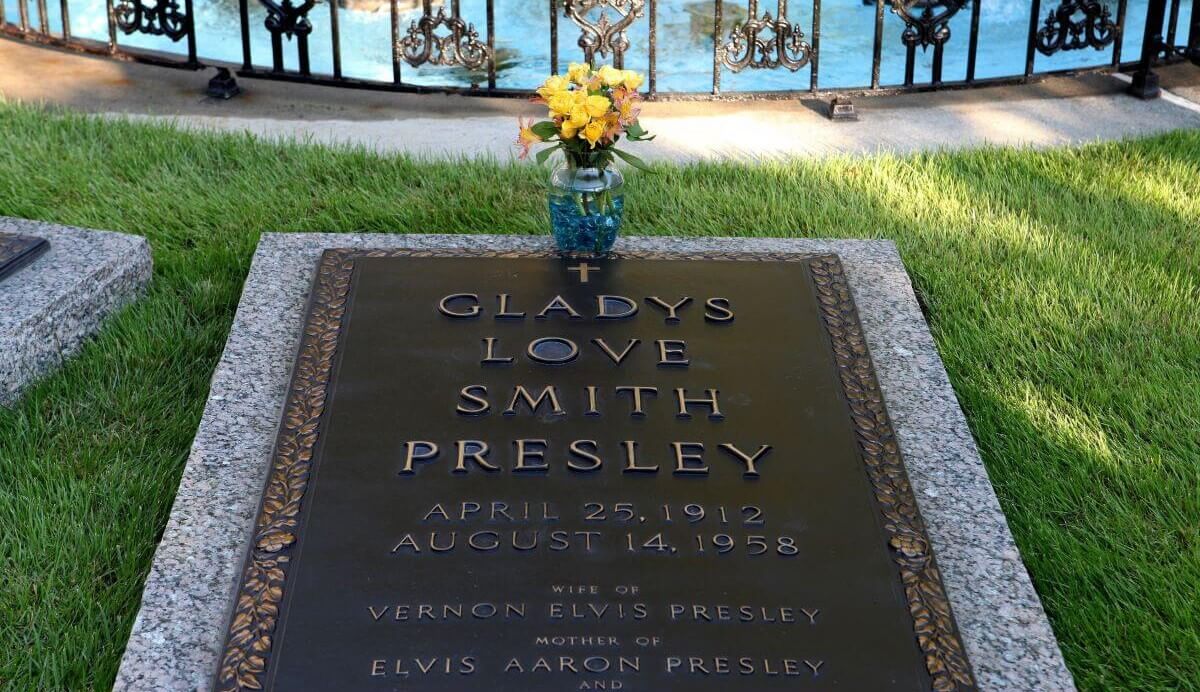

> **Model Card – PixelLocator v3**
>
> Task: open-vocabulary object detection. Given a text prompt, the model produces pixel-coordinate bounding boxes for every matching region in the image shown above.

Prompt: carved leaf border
[215,247,976,691]
[808,255,976,691]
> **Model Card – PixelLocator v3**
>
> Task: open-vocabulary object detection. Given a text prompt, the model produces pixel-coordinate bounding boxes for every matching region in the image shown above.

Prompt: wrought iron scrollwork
[890,0,966,50]
[1035,0,1118,55]
[259,0,317,74]
[888,0,966,85]
[719,0,811,72]
[113,0,190,41]
[563,0,646,68]
[262,0,315,41]
[398,3,490,69]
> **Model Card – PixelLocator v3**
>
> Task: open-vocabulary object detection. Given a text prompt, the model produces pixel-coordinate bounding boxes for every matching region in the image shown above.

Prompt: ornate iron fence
[1,0,1197,101]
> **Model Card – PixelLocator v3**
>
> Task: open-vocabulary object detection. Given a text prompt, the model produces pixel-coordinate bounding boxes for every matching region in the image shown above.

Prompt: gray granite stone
[0,217,152,406]
[115,233,1075,691]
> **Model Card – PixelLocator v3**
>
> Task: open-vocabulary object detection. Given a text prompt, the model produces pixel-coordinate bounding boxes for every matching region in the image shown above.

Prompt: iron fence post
[1166,0,1181,49]
[966,0,981,82]
[390,0,402,83]
[648,0,657,96]
[711,0,722,95]
[239,0,251,70]
[330,0,342,79]
[870,0,883,88]
[1025,0,1042,79]
[185,0,197,65]
[1188,0,1200,62]
[1128,0,1168,98]
[811,0,821,92]
[550,0,558,75]
[1113,0,1129,65]
[486,0,495,91]
[105,0,117,53]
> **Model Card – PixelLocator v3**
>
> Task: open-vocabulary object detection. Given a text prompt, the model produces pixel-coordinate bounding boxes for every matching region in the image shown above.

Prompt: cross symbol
[568,261,599,284]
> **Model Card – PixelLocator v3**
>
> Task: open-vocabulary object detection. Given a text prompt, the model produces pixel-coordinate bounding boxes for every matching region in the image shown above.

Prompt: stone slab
[114,233,1076,692]
[0,217,152,406]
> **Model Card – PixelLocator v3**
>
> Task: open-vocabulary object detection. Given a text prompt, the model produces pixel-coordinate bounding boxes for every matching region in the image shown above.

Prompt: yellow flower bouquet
[516,63,655,253]
[518,63,655,169]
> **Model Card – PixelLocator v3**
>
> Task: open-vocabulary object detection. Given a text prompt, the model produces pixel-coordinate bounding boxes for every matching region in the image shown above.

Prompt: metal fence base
[206,68,242,100]
[827,96,858,121]
[1127,70,1162,99]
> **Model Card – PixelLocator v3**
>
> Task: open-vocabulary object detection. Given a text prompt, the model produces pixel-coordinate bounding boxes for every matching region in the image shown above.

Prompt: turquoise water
[2,0,1186,91]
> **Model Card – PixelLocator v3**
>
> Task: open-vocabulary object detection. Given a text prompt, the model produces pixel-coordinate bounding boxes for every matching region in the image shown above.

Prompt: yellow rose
[583,95,611,118]
[567,105,591,128]
[547,91,575,117]
[560,119,581,140]
[567,62,592,86]
[597,64,625,86]
[583,119,607,148]
[621,69,644,91]
[536,75,571,100]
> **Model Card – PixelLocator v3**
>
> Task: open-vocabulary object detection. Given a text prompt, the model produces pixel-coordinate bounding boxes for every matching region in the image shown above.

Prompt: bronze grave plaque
[0,232,49,282]
[218,250,975,691]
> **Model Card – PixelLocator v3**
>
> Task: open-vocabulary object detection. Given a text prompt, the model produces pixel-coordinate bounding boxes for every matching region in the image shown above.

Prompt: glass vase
[547,165,625,254]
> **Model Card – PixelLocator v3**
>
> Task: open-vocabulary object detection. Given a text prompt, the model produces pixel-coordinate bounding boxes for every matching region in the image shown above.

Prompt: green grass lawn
[0,101,1197,691]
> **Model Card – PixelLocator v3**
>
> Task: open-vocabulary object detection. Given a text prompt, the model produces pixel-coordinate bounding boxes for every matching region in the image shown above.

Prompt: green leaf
[611,147,654,173]
[530,121,560,139]
[625,121,656,142]
[535,143,562,166]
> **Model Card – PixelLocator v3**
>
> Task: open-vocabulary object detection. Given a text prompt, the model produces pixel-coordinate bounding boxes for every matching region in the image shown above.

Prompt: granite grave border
[115,234,1075,691]
[0,217,152,406]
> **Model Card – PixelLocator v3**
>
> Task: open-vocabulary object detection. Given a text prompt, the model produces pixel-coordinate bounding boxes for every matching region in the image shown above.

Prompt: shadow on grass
[964,382,1200,692]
